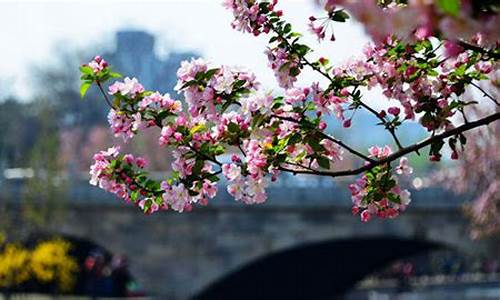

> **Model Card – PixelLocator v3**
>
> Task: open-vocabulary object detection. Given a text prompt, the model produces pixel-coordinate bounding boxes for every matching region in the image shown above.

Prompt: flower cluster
[175,58,259,121]
[221,138,279,205]
[87,55,108,74]
[349,146,412,222]
[223,0,280,36]
[108,77,145,98]
[311,82,349,120]
[265,47,301,88]
[333,36,496,135]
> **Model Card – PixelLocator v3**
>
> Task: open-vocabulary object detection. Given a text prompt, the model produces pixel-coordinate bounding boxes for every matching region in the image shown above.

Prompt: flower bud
[388,106,400,116]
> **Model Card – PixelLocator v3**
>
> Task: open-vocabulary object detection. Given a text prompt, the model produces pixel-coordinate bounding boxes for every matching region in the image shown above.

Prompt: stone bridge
[1,174,497,299]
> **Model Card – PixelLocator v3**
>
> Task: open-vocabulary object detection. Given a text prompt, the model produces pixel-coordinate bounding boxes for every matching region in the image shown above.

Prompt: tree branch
[279,112,500,178]
[457,41,500,60]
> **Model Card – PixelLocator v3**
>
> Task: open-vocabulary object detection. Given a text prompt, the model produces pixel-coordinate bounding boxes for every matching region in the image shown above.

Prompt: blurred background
[0,1,499,299]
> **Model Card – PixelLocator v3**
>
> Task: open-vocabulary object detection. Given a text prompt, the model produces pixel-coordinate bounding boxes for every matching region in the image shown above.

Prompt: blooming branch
[79,0,499,223]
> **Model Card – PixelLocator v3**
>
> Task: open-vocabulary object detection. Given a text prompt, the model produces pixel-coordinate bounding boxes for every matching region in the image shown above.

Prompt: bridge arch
[193,237,446,300]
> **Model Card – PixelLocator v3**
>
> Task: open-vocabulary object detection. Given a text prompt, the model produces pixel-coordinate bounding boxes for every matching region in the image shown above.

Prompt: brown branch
[457,41,500,60]
[279,112,500,178]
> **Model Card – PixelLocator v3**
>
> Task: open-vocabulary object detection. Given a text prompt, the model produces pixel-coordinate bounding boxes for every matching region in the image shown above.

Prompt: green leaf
[221,100,232,113]
[308,137,324,152]
[193,159,204,174]
[228,122,240,133]
[207,174,220,182]
[283,23,292,34]
[79,65,94,75]
[289,67,301,77]
[437,0,460,16]
[278,61,291,72]
[190,124,207,135]
[388,193,401,204]
[287,133,302,145]
[212,145,225,155]
[180,80,198,90]
[80,82,92,98]
[204,68,219,80]
[294,44,311,57]
[317,156,330,169]
[331,10,350,22]
[252,113,265,128]
[130,190,139,202]
[109,72,122,78]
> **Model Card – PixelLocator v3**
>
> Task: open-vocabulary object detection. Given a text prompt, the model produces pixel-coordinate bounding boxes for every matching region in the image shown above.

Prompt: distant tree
[0,99,39,167]
[21,105,68,234]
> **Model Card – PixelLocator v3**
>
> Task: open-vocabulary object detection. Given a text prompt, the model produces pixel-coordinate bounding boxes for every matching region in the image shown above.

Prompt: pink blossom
[135,157,148,168]
[108,77,144,97]
[443,41,465,58]
[123,154,135,165]
[396,157,413,175]
[222,163,242,181]
[361,210,371,222]
[285,87,308,104]
[87,55,108,73]
[387,106,401,116]
[107,109,134,142]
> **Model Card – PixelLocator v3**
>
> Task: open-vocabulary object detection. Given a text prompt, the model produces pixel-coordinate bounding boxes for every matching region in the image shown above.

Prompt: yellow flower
[31,239,79,292]
[0,244,31,287]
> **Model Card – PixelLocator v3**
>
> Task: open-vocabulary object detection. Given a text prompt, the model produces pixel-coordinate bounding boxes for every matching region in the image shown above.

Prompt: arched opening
[193,237,445,300]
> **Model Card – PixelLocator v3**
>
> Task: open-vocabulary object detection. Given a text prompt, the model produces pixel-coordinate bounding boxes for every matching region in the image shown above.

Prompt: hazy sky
[0,0,369,100]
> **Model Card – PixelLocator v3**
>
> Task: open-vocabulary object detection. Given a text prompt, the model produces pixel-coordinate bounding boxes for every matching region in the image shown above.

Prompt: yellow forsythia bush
[0,244,31,288]
[31,239,79,291]
[0,238,78,292]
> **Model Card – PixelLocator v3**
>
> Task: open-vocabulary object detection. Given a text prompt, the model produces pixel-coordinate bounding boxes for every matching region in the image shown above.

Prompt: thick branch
[279,112,500,178]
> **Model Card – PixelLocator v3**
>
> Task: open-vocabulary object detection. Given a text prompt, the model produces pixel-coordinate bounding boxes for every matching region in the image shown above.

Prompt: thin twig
[470,82,499,106]
[237,143,247,157]
[357,100,404,150]
[96,81,115,109]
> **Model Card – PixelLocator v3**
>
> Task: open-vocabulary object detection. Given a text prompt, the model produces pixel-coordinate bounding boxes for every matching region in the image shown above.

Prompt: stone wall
[57,202,499,299]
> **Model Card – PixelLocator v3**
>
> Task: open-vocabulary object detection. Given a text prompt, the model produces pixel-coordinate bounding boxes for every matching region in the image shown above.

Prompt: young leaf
[317,156,330,169]
[80,82,92,99]
[436,0,460,17]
